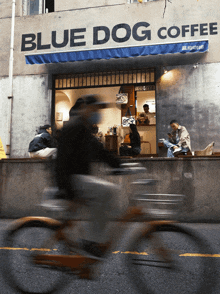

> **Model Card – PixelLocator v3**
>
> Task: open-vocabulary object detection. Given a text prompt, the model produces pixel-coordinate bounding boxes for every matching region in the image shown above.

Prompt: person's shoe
[173,147,182,155]
[159,138,165,142]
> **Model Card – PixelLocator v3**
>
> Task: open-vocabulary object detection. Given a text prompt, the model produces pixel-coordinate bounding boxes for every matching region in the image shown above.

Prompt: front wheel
[125,223,216,294]
[2,218,70,294]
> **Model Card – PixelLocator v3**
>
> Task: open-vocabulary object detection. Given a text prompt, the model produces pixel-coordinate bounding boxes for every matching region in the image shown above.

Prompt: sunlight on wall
[160,68,182,89]
[55,91,71,129]
[63,87,121,136]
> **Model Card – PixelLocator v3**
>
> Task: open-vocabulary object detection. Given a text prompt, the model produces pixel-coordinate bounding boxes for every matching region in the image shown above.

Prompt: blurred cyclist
[55,95,122,258]
[69,97,85,118]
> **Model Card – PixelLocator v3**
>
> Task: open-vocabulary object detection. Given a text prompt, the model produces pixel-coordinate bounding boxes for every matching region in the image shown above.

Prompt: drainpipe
[6,0,16,157]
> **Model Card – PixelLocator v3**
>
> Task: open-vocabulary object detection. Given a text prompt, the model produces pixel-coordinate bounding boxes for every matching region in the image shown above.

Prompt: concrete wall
[0,0,22,19]
[0,75,52,157]
[156,63,220,152]
[0,78,9,154]
[55,0,126,12]
[0,158,220,222]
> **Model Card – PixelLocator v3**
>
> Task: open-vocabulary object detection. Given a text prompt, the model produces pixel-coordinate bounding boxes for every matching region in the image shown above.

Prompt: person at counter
[137,104,155,125]
[120,124,141,156]
[160,119,191,157]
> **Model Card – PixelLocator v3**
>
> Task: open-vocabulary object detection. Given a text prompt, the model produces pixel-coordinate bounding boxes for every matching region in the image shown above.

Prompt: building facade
[0,0,220,157]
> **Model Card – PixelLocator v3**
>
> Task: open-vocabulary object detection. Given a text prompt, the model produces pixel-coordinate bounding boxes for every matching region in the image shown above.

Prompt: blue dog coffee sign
[21,21,217,64]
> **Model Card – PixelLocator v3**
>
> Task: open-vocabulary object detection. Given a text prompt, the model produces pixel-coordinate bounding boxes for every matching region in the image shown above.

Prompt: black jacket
[130,132,141,149]
[55,116,121,199]
[28,129,54,152]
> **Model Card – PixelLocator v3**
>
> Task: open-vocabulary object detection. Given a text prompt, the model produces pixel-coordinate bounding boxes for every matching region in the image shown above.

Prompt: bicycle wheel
[125,223,216,294]
[2,219,70,294]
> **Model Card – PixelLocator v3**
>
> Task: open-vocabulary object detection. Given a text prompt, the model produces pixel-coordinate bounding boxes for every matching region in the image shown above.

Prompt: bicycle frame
[9,207,174,279]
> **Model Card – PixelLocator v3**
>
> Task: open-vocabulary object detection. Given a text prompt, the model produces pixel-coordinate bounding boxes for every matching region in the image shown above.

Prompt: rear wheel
[125,223,216,294]
[3,219,70,294]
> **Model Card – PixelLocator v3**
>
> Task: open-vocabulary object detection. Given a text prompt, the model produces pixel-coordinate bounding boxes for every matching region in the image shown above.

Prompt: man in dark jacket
[55,95,122,258]
[28,125,57,158]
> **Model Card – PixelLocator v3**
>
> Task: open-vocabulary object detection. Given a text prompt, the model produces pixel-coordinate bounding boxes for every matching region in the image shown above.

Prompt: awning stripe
[25,40,208,65]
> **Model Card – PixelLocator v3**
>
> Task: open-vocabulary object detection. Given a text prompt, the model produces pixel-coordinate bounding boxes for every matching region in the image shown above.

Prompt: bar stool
[141,141,151,154]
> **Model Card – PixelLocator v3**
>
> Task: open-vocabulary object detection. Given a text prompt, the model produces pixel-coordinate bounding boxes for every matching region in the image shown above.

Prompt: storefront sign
[25,40,209,64]
[21,21,217,53]
[21,20,217,64]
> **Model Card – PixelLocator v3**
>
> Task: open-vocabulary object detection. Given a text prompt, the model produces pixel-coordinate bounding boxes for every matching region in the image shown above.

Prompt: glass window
[45,0,54,13]
[25,0,54,15]
[28,0,40,15]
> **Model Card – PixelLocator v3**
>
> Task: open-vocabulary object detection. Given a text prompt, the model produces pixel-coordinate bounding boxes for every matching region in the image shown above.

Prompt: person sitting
[120,124,141,156]
[159,120,191,157]
[28,125,57,159]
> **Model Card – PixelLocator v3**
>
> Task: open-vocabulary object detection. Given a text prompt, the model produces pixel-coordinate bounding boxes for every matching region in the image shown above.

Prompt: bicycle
[2,164,216,294]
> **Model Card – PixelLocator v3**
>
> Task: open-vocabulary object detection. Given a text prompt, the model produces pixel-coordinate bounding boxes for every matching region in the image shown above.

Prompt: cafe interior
[55,87,156,156]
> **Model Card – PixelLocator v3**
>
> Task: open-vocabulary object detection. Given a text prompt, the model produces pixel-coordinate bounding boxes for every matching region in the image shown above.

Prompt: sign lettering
[21,21,218,52]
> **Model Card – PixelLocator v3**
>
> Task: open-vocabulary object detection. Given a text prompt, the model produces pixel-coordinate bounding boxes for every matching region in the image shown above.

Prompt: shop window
[24,0,54,15]
[136,89,156,126]
[135,89,156,154]
[28,0,40,15]
[45,0,54,13]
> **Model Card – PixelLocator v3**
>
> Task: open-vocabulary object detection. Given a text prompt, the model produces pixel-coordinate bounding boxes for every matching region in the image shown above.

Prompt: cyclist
[55,94,122,258]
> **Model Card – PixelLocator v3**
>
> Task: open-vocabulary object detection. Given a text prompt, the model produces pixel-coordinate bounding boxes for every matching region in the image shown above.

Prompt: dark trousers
[119,145,140,156]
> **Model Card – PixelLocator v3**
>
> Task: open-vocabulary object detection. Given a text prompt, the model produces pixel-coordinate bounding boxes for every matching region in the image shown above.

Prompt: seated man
[28,125,57,159]
[160,120,191,157]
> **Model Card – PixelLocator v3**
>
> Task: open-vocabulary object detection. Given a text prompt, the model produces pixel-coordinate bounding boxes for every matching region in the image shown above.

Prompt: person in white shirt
[137,104,155,125]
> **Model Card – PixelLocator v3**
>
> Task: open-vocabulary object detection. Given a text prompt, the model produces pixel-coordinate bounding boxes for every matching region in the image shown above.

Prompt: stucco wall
[0,0,22,19]
[5,75,52,157]
[0,78,9,154]
[156,62,220,152]
[55,0,126,12]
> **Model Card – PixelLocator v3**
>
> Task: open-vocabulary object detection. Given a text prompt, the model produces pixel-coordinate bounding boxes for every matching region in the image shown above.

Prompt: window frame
[23,0,54,16]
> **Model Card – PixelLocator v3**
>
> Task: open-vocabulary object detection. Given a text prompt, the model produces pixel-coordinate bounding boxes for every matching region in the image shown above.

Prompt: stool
[141,141,151,154]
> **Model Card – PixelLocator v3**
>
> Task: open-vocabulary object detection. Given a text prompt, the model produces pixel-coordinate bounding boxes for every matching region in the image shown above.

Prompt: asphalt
[0,221,219,294]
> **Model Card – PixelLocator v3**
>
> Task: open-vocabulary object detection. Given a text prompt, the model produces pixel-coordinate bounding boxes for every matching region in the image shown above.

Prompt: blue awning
[25,40,208,65]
